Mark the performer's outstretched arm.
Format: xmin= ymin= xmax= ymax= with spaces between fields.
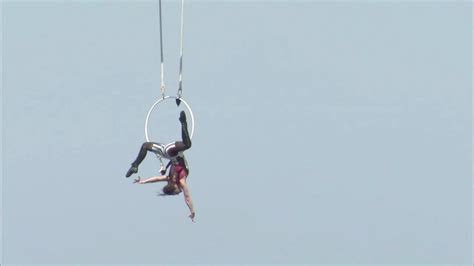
xmin=179 ymin=178 xmax=195 ymax=222
xmin=134 ymin=175 xmax=168 ymax=184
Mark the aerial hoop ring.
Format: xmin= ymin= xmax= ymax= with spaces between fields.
xmin=145 ymin=96 xmax=195 ymax=142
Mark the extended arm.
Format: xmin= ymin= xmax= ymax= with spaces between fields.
xmin=179 ymin=178 xmax=195 ymax=222
xmin=135 ymin=175 xmax=168 ymax=184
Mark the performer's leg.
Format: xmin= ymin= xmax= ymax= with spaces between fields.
xmin=126 ymin=142 xmax=157 ymax=177
xmin=170 ymin=111 xmax=192 ymax=154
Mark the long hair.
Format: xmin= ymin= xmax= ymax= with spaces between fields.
xmin=158 ymin=183 xmax=181 ymax=196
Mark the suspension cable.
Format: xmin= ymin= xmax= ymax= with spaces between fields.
xmin=159 ymin=0 xmax=165 ymax=98
xmin=177 ymin=0 xmax=185 ymax=99
xmin=158 ymin=0 xmax=185 ymax=100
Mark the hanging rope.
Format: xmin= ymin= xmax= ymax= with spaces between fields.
xmin=158 ymin=0 xmax=185 ymax=102
xmin=177 ymin=0 xmax=184 ymax=100
xmin=159 ymin=0 xmax=165 ymax=98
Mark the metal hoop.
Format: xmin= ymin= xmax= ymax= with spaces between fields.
xmin=144 ymin=96 xmax=195 ymax=142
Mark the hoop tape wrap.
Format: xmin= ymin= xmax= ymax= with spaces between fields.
xmin=145 ymin=96 xmax=195 ymax=142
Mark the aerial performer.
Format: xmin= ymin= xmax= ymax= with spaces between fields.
xmin=126 ymin=111 xmax=195 ymax=222
xmin=126 ymin=0 xmax=196 ymax=222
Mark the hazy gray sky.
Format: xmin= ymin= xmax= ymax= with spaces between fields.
xmin=2 ymin=0 xmax=472 ymax=265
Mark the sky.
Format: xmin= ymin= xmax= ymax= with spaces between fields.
xmin=2 ymin=0 xmax=472 ymax=265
